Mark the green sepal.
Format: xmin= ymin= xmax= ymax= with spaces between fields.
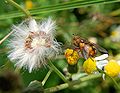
xmin=23 ymin=80 xmax=44 ymax=93
xmin=68 ymin=64 xmax=78 ymax=74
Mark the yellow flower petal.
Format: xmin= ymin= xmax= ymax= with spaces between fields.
xmin=83 ymin=58 xmax=97 ymax=74
xmin=64 ymin=49 xmax=79 ymax=65
xmin=65 ymin=49 xmax=73 ymax=57
xmin=104 ymin=60 xmax=120 ymax=77
xmin=67 ymin=56 xmax=77 ymax=65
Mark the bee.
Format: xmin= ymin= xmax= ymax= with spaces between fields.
xmin=73 ymin=36 xmax=108 ymax=59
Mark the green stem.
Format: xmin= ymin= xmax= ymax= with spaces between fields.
xmin=45 ymin=83 xmax=68 ymax=93
xmin=44 ymin=74 xmax=101 ymax=93
xmin=48 ymin=61 xmax=68 ymax=83
xmin=42 ymin=69 xmax=52 ymax=86
xmin=98 ymin=68 xmax=120 ymax=90
xmin=109 ymin=76 xmax=120 ymax=90
xmin=109 ymin=9 xmax=120 ymax=16
xmin=0 ymin=31 xmax=13 ymax=45
xmin=69 ymin=73 xmax=101 ymax=86
xmin=6 ymin=0 xmax=31 ymax=17
xmin=14 ymin=67 xmax=21 ymax=74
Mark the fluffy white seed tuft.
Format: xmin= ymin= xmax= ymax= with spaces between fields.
xmin=8 ymin=17 xmax=61 ymax=73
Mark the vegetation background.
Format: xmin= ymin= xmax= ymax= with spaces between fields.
xmin=0 ymin=0 xmax=120 ymax=93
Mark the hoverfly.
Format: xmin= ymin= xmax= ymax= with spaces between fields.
xmin=73 ymin=36 xmax=108 ymax=59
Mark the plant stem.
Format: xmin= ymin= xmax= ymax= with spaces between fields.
xmin=98 ymin=68 xmax=120 ymax=90
xmin=1 ymin=0 xmax=120 ymax=20
xmin=48 ymin=61 xmax=68 ymax=83
xmin=6 ymin=0 xmax=31 ymax=17
xmin=0 ymin=31 xmax=13 ymax=45
xmin=45 ymin=83 xmax=68 ymax=93
xmin=42 ymin=69 xmax=52 ymax=86
xmin=14 ymin=67 xmax=21 ymax=74
xmin=44 ymin=74 xmax=101 ymax=93
xmin=109 ymin=76 xmax=120 ymax=90
xmin=109 ymin=9 xmax=120 ymax=16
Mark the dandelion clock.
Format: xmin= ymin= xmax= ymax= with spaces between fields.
xmin=8 ymin=17 xmax=61 ymax=73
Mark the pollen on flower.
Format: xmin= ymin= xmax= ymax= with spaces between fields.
xmin=65 ymin=49 xmax=73 ymax=57
xmin=65 ymin=49 xmax=79 ymax=65
xmin=83 ymin=58 xmax=97 ymax=74
xmin=8 ymin=18 xmax=61 ymax=73
xmin=104 ymin=60 xmax=120 ymax=77
xmin=73 ymin=51 xmax=79 ymax=59
xmin=67 ymin=56 xmax=77 ymax=65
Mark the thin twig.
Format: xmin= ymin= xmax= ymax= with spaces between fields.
xmin=44 ymin=74 xmax=101 ymax=93
xmin=42 ymin=69 xmax=52 ymax=86
xmin=0 ymin=31 xmax=13 ymax=45
xmin=6 ymin=0 xmax=31 ymax=17
xmin=48 ymin=61 xmax=68 ymax=83
xmin=98 ymin=68 xmax=120 ymax=90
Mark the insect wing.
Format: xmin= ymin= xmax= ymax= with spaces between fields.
xmin=92 ymin=43 xmax=108 ymax=54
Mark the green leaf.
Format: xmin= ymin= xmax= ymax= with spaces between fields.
xmin=0 ymin=0 xmax=120 ymax=20
xmin=23 ymin=80 xmax=44 ymax=93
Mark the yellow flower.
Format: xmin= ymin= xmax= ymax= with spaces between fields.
xmin=111 ymin=31 xmax=118 ymax=36
xmin=83 ymin=58 xmax=97 ymax=74
xmin=67 ymin=56 xmax=78 ymax=65
xmin=65 ymin=49 xmax=79 ymax=65
xmin=25 ymin=0 xmax=33 ymax=10
xmin=104 ymin=60 xmax=120 ymax=77
xmin=110 ymin=26 xmax=120 ymax=42
xmin=65 ymin=49 xmax=73 ymax=57
xmin=73 ymin=51 xmax=79 ymax=59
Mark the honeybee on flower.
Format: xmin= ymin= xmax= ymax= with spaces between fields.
xmin=73 ymin=36 xmax=108 ymax=59
xmin=8 ymin=17 xmax=61 ymax=73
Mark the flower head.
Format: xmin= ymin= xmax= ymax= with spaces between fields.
xmin=65 ymin=49 xmax=79 ymax=65
xmin=110 ymin=26 xmax=120 ymax=42
xmin=65 ymin=49 xmax=74 ymax=58
xmin=25 ymin=0 xmax=33 ymax=10
xmin=83 ymin=58 xmax=97 ymax=74
xmin=104 ymin=60 xmax=120 ymax=77
xmin=8 ymin=17 xmax=61 ymax=73
xmin=83 ymin=54 xmax=108 ymax=74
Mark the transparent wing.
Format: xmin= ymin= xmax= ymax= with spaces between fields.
xmin=92 ymin=43 xmax=108 ymax=54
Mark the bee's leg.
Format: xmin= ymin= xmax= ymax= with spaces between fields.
xmin=89 ymin=57 xmax=94 ymax=62
xmin=82 ymin=50 xmax=88 ymax=60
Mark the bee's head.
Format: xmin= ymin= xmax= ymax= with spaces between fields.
xmin=73 ymin=36 xmax=80 ymax=47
